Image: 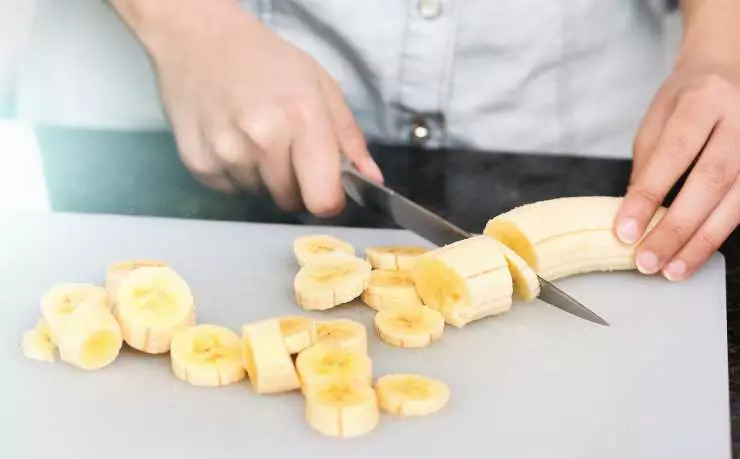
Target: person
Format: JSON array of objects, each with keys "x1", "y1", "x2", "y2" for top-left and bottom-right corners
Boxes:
[{"x1": 109, "y1": 0, "x2": 739, "y2": 282}]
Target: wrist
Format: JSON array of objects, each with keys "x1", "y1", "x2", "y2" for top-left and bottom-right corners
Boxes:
[{"x1": 675, "y1": 0, "x2": 740, "y2": 71}]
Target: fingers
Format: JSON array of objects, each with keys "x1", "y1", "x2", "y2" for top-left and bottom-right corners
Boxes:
[
  {"x1": 320, "y1": 73, "x2": 383, "y2": 183},
  {"x1": 630, "y1": 84, "x2": 676, "y2": 186},
  {"x1": 207, "y1": 126, "x2": 263, "y2": 193},
  {"x1": 632, "y1": 120, "x2": 740, "y2": 275},
  {"x1": 615, "y1": 91, "x2": 719, "y2": 245},
  {"x1": 662, "y1": 177, "x2": 740, "y2": 281},
  {"x1": 290, "y1": 95, "x2": 346, "y2": 217}
]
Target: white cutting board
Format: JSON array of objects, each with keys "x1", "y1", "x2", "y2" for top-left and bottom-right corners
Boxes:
[{"x1": 0, "y1": 212, "x2": 731, "y2": 459}]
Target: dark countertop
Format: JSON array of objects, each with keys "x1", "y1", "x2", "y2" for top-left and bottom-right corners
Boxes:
[{"x1": 33, "y1": 125, "x2": 739, "y2": 453}]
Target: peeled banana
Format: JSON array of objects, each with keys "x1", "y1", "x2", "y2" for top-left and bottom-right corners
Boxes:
[
  {"x1": 374, "y1": 305, "x2": 445, "y2": 348},
  {"x1": 295, "y1": 343, "x2": 372, "y2": 394},
  {"x1": 241, "y1": 319, "x2": 301, "y2": 394},
  {"x1": 41, "y1": 283, "x2": 110, "y2": 339},
  {"x1": 411, "y1": 235, "x2": 514, "y2": 328},
  {"x1": 375, "y1": 373, "x2": 450, "y2": 417},
  {"x1": 483, "y1": 196, "x2": 667, "y2": 281},
  {"x1": 293, "y1": 234, "x2": 355, "y2": 267},
  {"x1": 115, "y1": 266, "x2": 196, "y2": 354},
  {"x1": 361, "y1": 269, "x2": 422, "y2": 311},
  {"x1": 278, "y1": 315, "x2": 317, "y2": 354},
  {"x1": 21, "y1": 319, "x2": 56, "y2": 363},
  {"x1": 365, "y1": 245, "x2": 429, "y2": 270},
  {"x1": 106, "y1": 259, "x2": 168, "y2": 306},
  {"x1": 495, "y1": 241, "x2": 540, "y2": 301},
  {"x1": 314, "y1": 318, "x2": 368, "y2": 355},
  {"x1": 293, "y1": 256, "x2": 372, "y2": 310},
  {"x1": 170, "y1": 324, "x2": 245, "y2": 387},
  {"x1": 304, "y1": 379, "x2": 379, "y2": 438}
]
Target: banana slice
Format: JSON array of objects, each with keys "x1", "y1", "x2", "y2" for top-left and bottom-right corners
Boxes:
[
  {"x1": 374, "y1": 305, "x2": 445, "y2": 348},
  {"x1": 241, "y1": 319, "x2": 301, "y2": 394},
  {"x1": 115, "y1": 266, "x2": 196, "y2": 354},
  {"x1": 40, "y1": 283, "x2": 110, "y2": 339},
  {"x1": 106, "y1": 259, "x2": 168, "y2": 305},
  {"x1": 314, "y1": 318, "x2": 368, "y2": 355},
  {"x1": 55, "y1": 301, "x2": 124, "y2": 370},
  {"x1": 294, "y1": 256, "x2": 372, "y2": 310},
  {"x1": 21, "y1": 319, "x2": 56, "y2": 363},
  {"x1": 170, "y1": 324, "x2": 245, "y2": 387},
  {"x1": 411, "y1": 235, "x2": 513, "y2": 328},
  {"x1": 278, "y1": 315, "x2": 317, "y2": 354},
  {"x1": 295, "y1": 343, "x2": 372, "y2": 394},
  {"x1": 365, "y1": 245, "x2": 429, "y2": 270},
  {"x1": 293, "y1": 234, "x2": 356, "y2": 267},
  {"x1": 494, "y1": 241, "x2": 540, "y2": 301},
  {"x1": 483, "y1": 196, "x2": 667, "y2": 281},
  {"x1": 375, "y1": 373, "x2": 450, "y2": 416},
  {"x1": 361, "y1": 269, "x2": 422, "y2": 311},
  {"x1": 304, "y1": 379, "x2": 379, "y2": 438}
]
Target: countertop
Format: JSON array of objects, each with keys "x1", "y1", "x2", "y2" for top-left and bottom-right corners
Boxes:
[{"x1": 27, "y1": 125, "x2": 740, "y2": 453}]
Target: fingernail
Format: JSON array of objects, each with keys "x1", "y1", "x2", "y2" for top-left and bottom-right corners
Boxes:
[
  {"x1": 636, "y1": 251, "x2": 659, "y2": 274},
  {"x1": 617, "y1": 218, "x2": 638, "y2": 244},
  {"x1": 663, "y1": 260, "x2": 686, "y2": 281}
]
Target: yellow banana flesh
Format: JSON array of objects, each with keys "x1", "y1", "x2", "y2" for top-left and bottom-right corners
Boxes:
[
  {"x1": 241, "y1": 319, "x2": 301, "y2": 394},
  {"x1": 40, "y1": 283, "x2": 110, "y2": 339},
  {"x1": 21, "y1": 319, "x2": 56, "y2": 363},
  {"x1": 295, "y1": 343, "x2": 372, "y2": 394},
  {"x1": 494, "y1": 241, "x2": 540, "y2": 301},
  {"x1": 411, "y1": 235, "x2": 513, "y2": 328},
  {"x1": 105, "y1": 259, "x2": 168, "y2": 306},
  {"x1": 293, "y1": 256, "x2": 372, "y2": 310},
  {"x1": 293, "y1": 234, "x2": 356, "y2": 267},
  {"x1": 314, "y1": 318, "x2": 368, "y2": 355},
  {"x1": 361, "y1": 269, "x2": 422, "y2": 311},
  {"x1": 374, "y1": 305, "x2": 445, "y2": 348},
  {"x1": 278, "y1": 315, "x2": 317, "y2": 354},
  {"x1": 115, "y1": 266, "x2": 196, "y2": 354},
  {"x1": 375, "y1": 373, "x2": 450, "y2": 417},
  {"x1": 365, "y1": 245, "x2": 429, "y2": 270},
  {"x1": 304, "y1": 379, "x2": 379, "y2": 438},
  {"x1": 170, "y1": 324, "x2": 245, "y2": 387},
  {"x1": 55, "y1": 303, "x2": 123, "y2": 370}
]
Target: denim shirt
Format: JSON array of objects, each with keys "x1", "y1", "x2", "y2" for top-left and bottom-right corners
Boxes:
[{"x1": 239, "y1": 0, "x2": 672, "y2": 158}]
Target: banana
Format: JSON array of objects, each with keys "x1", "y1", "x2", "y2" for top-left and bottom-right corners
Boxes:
[
  {"x1": 170, "y1": 324, "x2": 245, "y2": 387},
  {"x1": 314, "y1": 318, "x2": 368, "y2": 355},
  {"x1": 295, "y1": 343, "x2": 372, "y2": 394},
  {"x1": 411, "y1": 235, "x2": 513, "y2": 328},
  {"x1": 483, "y1": 196, "x2": 667, "y2": 281},
  {"x1": 40, "y1": 283, "x2": 110, "y2": 339},
  {"x1": 115, "y1": 266, "x2": 196, "y2": 354},
  {"x1": 21, "y1": 319, "x2": 56, "y2": 363},
  {"x1": 495, "y1": 241, "x2": 540, "y2": 301},
  {"x1": 374, "y1": 305, "x2": 445, "y2": 348},
  {"x1": 293, "y1": 234, "x2": 356, "y2": 267},
  {"x1": 360, "y1": 269, "x2": 422, "y2": 311},
  {"x1": 241, "y1": 319, "x2": 301, "y2": 394},
  {"x1": 278, "y1": 315, "x2": 317, "y2": 354},
  {"x1": 304, "y1": 379, "x2": 379, "y2": 438},
  {"x1": 106, "y1": 259, "x2": 168, "y2": 305},
  {"x1": 294, "y1": 256, "x2": 372, "y2": 310},
  {"x1": 375, "y1": 373, "x2": 450, "y2": 417},
  {"x1": 365, "y1": 245, "x2": 429, "y2": 270},
  {"x1": 54, "y1": 301, "x2": 123, "y2": 370}
]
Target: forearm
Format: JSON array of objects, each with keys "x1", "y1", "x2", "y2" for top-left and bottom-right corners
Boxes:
[{"x1": 678, "y1": 0, "x2": 740, "y2": 67}]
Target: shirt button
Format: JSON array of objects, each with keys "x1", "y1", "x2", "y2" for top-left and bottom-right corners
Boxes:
[
  {"x1": 417, "y1": 0, "x2": 443, "y2": 19},
  {"x1": 410, "y1": 117, "x2": 431, "y2": 145}
]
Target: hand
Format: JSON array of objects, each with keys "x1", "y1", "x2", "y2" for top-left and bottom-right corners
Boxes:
[
  {"x1": 114, "y1": 0, "x2": 383, "y2": 216},
  {"x1": 615, "y1": 62, "x2": 740, "y2": 281}
]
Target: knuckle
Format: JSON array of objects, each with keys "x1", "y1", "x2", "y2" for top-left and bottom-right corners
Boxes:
[
  {"x1": 698, "y1": 74, "x2": 731, "y2": 98},
  {"x1": 695, "y1": 158, "x2": 733, "y2": 192},
  {"x1": 659, "y1": 217, "x2": 691, "y2": 242},
  {"x1": 308, "y1": 193, "x2": 344, "y2": 217},
  {"x1": 631, "y1": 185, "x2": 665, "y2": 207},
  {"x1": 179, "y1": 151, "x2": 220, "y2": 177},
  {"x1": 660, "y1": 135, "x2": 692, "y2": 160},
  {"x1": 696, "y1": 230, "x2": 723, "y2": 254}
]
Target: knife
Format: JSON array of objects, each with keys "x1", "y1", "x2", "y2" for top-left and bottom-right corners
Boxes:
[{"x1": 339, "y1": 158, "x2": 609, "y2": 326}]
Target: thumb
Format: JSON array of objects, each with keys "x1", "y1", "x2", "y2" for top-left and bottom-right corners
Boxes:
[{"x1": 320, "y1": 72, "x2": 384, "y2": 183}]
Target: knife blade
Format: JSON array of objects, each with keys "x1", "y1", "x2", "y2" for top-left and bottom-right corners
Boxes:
[{"x1": 340, "y1": 159, "x2": 609, "y2": 326}]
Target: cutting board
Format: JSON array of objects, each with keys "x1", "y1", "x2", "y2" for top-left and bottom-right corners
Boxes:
[{"x1": 0, "y1": 212, "x2": 731, "y2": 459}]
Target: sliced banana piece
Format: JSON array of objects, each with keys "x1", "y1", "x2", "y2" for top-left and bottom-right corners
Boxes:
[
  {"x1": 40, "y1": 283, "x2": 110, "y2": 339},
  {"x1": 106, "y1": 259, "x2": 168, "y2": 305},
  {"x1": 304, "y1": 379, "x2": 379, "y2": 438},
  {"x1": 293, "y1": 234, "x2": 355, "y2": 267},
  {"x1": 55, "y1": 302, "x2": 124, "y2": 370},
  {"x1": 374, "y1": 305, "x2": 445, "y2": 348},
  {"x1": 294, "y1": 256, "x2": 371, "y2": 311},
  {"x1": 411, "y1": 235, "x2": 513, "y2": 328},
  {"x1": 241, "y1": 319, "x2": 300, "y2": 394},
  {"x1": 314, "y1": 318, "x2": 368, "y2": 355},
  {"x1": 278, "y1": 315, "x2": 317, "y2": 354},
  {"x1": 483, "y1": 196, "x2": 667, "y2": 281},
  {"x1": 365, "y1": 245, "x2": 429, "y2": 270},
  {"x1": 170, "y1": 324, "x2": 245, "y2": 387},
  {"x1": 494, "y1": 241, "x2": 540, "y2": 301},
  {"x1": 115, "y1": 266, "x2": 196, "y2": 354},
  {"x1": 295, "y1": 343, "x2": 372, "y2": 394},
  {"x1": 21, "y1": 319, "x2": 56, "y2": 363},
  {"x1": 361, "y1": 269, "x2": 422, "y2": 311},
  {"x1": 376, "y1": 373, "x2": 450, "y2": 416}
]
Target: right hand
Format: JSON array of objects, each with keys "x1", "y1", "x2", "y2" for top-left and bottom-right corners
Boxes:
[{"x1": 115, "y1": 0, "x2": 383, "y2": 216}]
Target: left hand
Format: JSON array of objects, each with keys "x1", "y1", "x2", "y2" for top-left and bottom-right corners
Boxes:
[{"x1": 615, "y1": 61, "x2": 740, "y2": 281}]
